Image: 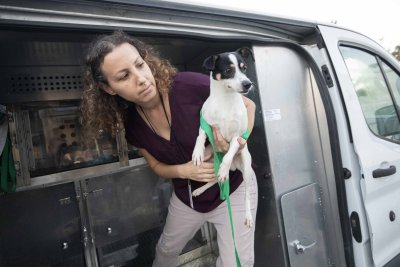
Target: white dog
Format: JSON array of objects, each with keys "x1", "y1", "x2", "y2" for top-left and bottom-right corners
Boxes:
[{"x1": 192, "y1": 47, "x2": 255, "y2": 228}]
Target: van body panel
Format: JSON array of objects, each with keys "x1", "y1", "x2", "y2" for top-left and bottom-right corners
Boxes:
[
  {"x1": 254, "y1": 44, "x2": 347, "y2": 267},
  {"x1": 306, "y1": 43, "x2": 374, "y2": 267},
  {"x1": 319, "y1": 25, "x2": 400, "y2": 267}
]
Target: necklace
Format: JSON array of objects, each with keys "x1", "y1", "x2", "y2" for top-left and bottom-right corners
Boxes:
[{"x1": 138, "y1": 94, "x2": 171, "y2": 136}]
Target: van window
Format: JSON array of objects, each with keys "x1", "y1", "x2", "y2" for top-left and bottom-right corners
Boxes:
[
  {"x1": 339, "y1": 46, "x2": 400, "y2": 142},
  {"x1": 382, "y1": 62, "x2": 400, "y2": 104}
]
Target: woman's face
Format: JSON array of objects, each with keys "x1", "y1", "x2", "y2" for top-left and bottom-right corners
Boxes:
[{"x1": 100, "y1": 43, "x2": 157, "y2": 105}]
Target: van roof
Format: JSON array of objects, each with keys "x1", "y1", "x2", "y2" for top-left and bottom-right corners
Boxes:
[
  {"x1": 102, "y1": 0, "x2": 320, "y2": 35},
  {"x1": 0, "y1": 0, "x2": 353, "y2": 42}
]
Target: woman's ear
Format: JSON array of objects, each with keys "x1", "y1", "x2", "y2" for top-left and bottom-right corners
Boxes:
[{"x1": 99, "y1": 83, "x2": 116, "y2": 95}]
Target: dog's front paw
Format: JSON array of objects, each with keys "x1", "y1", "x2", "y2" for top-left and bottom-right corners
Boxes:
[
  {"x1": 245, "y1": 213, "x2": 253, "y2": 228},
  {"x1": 192, "y1": 187, "x2": 206, "y2": 197},
  {"x1": 218, "y1": 162, "x2": 230, "y2": 182},
  {"x1": 192, "y1": 146, "x2": 204, "y2": 166}
]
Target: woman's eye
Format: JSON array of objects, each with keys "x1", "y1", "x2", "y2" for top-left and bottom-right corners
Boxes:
[
  {"x1": 118, "y1": 73, "x2": 128, "y2": 81},
  {"x1": 137, "y1": 62, "x2": 145, "y2": 68}
]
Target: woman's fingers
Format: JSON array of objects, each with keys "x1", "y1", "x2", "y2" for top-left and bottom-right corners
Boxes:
[
  {"x1": 212, "y1": 127, "x2": 217, "y2": 141},
  {"x1": 237, "y1": 137, "x2": 247, "y2": 151},
  {"x1": 198, "y1": 173, "x2": 215, "y2": 182},
  {"x1": 199, "y1": 161, "x2": 214, "y2": 169},
  {"x1": 212, "y1": 127, "x2": 229, "y2": 152},
  {"x1": 187, "y1": 161, "x2": 216, "y2": 182},
  {"x1": 203, "y1": 145, "x2": 213, "y2": 161}
]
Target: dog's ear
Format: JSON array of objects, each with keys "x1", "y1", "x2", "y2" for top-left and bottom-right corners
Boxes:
[
  {"x1": 202, "y1": 55, "x2": 218, "y2": 71},
  {"x1": 236, "y1": 47, "x2": 254, "y2": 61}
]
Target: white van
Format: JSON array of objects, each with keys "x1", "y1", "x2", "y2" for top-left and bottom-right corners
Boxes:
[{"x1": 0, "y1": 1, "x2": 399, "y2": 267}]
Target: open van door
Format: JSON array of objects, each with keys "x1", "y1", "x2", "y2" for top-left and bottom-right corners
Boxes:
[{"x1": 319, "y1": 25, "x2": 400, "y2": 266}]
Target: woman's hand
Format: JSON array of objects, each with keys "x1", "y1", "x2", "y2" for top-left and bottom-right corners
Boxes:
[
  {"x1": 204, "y1": 144, "x2": 213, "y2": 161},
  {"x1": 212, "y1": 127, "x2": 229, "y2": 153},
  {"x1": 212, "y1": 127, "x2": 247, "y2": 153},
  {"x1": 237, "y1": 137, "x2": 247, "y2": 151},
  {"x1": 179, "y1": 161, "x2": 215, "y2": 183}
]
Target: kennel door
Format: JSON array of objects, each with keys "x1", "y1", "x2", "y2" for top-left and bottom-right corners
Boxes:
[{"x1": 281, "y1": 183, "x2": 330, "y2": 267}]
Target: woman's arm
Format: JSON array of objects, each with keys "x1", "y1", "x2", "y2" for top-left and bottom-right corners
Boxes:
[
  {"x1": 139, "y1": 148, "x2": 215, "y2": 182},
  {"x1": 242, "y1": 95, "x2": 256, "y2": 134}
]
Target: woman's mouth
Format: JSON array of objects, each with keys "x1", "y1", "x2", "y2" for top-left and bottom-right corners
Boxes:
[{"x1": 140, "y1": 85, "x2": 152, "y2": 96}]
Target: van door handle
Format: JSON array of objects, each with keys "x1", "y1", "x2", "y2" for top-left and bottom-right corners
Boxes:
[
  {"x1": 372, "y1": 165, "x2": 396, "y2": 178},
  {"x1": 292, "y1": 240, "x2": 316, "y2": 254}
]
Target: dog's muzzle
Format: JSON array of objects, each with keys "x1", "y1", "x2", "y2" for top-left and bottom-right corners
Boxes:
[{"x1": 241, "y1": 80, "x2": 254, "y2": 94}]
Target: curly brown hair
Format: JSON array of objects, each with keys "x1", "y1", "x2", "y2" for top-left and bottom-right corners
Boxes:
[{"x1": 80, "y1": 30, "x2": 177, "y2": 139}]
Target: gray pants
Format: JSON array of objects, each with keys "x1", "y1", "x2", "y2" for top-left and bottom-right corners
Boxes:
[{"x1": 153, "y1": 177, "x2": 258, "y2": 267}]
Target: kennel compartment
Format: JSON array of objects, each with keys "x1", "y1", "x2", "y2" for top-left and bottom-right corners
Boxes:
[
  {"x1": 82, "y1": 164, "x2": 216, "y2": 267},
  {"x1": 12, "y1": 102, "x2": 122, "y2": 178},
  {"x1": 0, "y1": 182, "x2": 85, "y2": 267}
]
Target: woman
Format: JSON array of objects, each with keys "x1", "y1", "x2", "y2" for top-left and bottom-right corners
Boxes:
[{"x1": 80, "y1": 30, "x2": 258, "y2": 267}]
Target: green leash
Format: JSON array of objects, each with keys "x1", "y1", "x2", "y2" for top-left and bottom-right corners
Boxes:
[
  {"x1": 1, "y1": 137, "x2": 16, "y2": 193},
  {"x1": 199, "y1": 112, "x2": 250, "y2": 267}
]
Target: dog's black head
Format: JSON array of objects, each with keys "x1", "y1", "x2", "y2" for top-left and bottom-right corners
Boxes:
[{"x1": 203, "y1": 47, "x2": 254, "y2": 94}]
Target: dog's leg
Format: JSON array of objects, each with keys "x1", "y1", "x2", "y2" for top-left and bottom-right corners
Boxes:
[
  {"x1": 218, "y1": 135, "x2": 240, "y2": 182},
  {"x1": 192, "y1": 128, "x2": 218, "y2": 197},
  {"x1": 192, "y1": 128, "x2": 207, "y2": 166},
  {"x1": 237, "y1": 146, "x2": 254, "y2": 228},
  {"x1": 192, "y1": 180, "x2": 218, "y2": 197}
]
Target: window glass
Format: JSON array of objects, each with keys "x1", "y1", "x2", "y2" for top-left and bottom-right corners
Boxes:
[
  {"x1": 339, "y1": 46, "x2": 400, "y2": 141},
  {"x1": 382, "y1": 62, "x2": 400, "y2": 105}
]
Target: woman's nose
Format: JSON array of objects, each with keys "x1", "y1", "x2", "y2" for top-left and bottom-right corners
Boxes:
[{"x1": 135, "y1": 71, "x2": 147, "y2": 86}]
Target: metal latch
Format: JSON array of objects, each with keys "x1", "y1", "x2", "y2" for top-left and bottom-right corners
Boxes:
[
  {"x1": 321, "y1": 65, "x2": 334, "y2": 88},
  {"x1": 83, "y1": 188, "x2": 103, "y2": 198},
  {"x1": 59, "y1": 197, "x2": 71, "y2": 205},
  {"x1": 292, "y1": 239, "x2": 316, "y2": 254}
]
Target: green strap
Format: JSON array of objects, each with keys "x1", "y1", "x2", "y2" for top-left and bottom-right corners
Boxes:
[
  {"x1": 200, "y1": 112, "x2": 249, "y2": 267},
  {"x1": 1, "y1": 137, "x2": 16, "y2": 193}
]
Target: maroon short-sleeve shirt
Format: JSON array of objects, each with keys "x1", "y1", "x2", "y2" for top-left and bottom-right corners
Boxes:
[{"x1": 125, "y1": 72, "x2": 243, "y2": 212}]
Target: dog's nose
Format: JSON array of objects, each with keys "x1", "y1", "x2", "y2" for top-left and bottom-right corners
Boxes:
[{"x1": 242, "y1": 80, "x2": 252, "y2": 90}]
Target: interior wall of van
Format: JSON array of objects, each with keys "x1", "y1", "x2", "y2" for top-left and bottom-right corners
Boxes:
[{"x1": 0, "y1": 27, "x2": 281, "y2": 267}]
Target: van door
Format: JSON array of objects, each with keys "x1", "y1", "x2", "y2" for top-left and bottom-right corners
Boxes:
[{"x1": 319, "y1": 25, "x2": 400, "y2": 267}]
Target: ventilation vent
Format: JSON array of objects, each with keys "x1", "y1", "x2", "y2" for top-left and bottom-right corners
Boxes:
[
  {"x1": 1, "y1": 66, "x2": 85, "y2": 102},
  {"x1": 9, "y1": 75, "x2": 83, "y2": 94}
]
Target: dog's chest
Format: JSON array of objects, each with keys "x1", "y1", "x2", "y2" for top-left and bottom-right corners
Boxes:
[{"x1": 202, "y1": 97, "x2": 247, "y2": 141}]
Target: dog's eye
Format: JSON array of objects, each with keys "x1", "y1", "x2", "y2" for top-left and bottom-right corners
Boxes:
[
  {"x1": 224, "y1": 68, "x2": 234, "y2": 75},
  {"x1": 241, "y1": 64, "x2": 248, "y2": 72}
]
